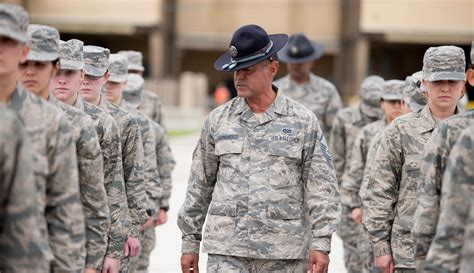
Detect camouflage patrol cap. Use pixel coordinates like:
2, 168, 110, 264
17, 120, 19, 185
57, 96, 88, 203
117, 50, 144, 72
84, 45, 110, 77
423, 45, 466, 82
403, 71, 427, 111
27, 24, 59, 62
361, 75, 385, 107
0, 3, 28, 43
59, 39, 84, 70
108, 54, 128, 83
122, 73, 144, 108
382, 80, 404, 101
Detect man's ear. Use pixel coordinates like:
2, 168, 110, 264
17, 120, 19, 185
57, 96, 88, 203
268, 61, 279, 77
467, 68, 474, 87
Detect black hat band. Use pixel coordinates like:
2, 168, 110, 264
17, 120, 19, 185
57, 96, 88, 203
221, 40, 273, 71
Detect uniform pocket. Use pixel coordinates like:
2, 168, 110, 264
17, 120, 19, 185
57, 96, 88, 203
208, 201, 237, 217
266, 203, 302, 220
215, 139, 243, 156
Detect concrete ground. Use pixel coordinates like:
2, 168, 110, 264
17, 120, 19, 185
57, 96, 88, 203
148, 133, 347, 273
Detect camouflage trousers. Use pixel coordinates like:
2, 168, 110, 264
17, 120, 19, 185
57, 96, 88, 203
207, 254, 307, 273
337, 205, 364, 273
135, 227, 156, 273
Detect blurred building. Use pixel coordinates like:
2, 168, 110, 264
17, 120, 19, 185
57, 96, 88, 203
8, 0, 474, 105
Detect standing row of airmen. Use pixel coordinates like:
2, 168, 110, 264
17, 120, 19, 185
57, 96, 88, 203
177, 24, 474, 273
0, 3, 175, 273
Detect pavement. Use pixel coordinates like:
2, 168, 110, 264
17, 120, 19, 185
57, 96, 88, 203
148, 133, 348, 272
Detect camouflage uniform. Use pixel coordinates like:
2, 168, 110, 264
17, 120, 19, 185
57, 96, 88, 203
122, 73, 163, 211
413, 46, 472, 271
9, 85, 85, 271
118, 50, 164, 126
120, 73, 163, 273
74, 94, 130, 260
49, 96, 111, 270
177, 89, 340, 262
341, 80, 404, 273
86, 49, 149, 240
329, 76, 384, 273
0, 106, 49, 273
421, 125, 474, 272
412, 110, 474, 270
27, 23, 110, 271
362, 46, 466, 271
461, 198, 474, 273
274, 73, 343, 138
135, 116, 176, 273
60, 38, 129, 261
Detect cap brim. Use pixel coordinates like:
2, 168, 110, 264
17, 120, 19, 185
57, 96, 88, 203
425, 71, 466, 82
128, 64, 145, 72
277, 41, 325, 64
0, 29, 28, 43
109, 74, 128, 83
214, 33, 289, 72
60, 60, 84, 70
84, 65, 107, 77
382, 95, 403, 101
27, 50, 58, 62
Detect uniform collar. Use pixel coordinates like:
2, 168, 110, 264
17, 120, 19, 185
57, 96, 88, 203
236, 86, 289, 124
9, 83, 27, 112
419, 105, 437, 134
73, 94, 85, 111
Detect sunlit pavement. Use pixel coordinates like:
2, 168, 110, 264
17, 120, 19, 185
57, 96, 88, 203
149, 133, 347, 273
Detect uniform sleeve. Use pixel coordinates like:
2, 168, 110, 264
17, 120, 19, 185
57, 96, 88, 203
122, 118, 148, 238
424, 130, 473, 272
155, 124, 175, 210
359, 133, 382, 205
323, 86, 343, 138
303, 116, 341, 252
341, 130, 366, 208
412, 125, 448, 267
77, 120, 111, 269
177, 119, 218, 254
0, 116, 48, 273
47, 115, 85, 271
142, 121, 162, 213
362, 124, 402, 257
329, 114, 346, 183
101, 118, 128, 258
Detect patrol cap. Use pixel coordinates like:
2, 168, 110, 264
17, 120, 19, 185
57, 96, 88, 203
0, 3, 28, 43
361, 75, 384, 107
403, 71, 427, 111
117, 50, 144, 72
83, 45, 110, 77
108, 54, 128, 83
422, 45, 466, 82
381, 80, 404, 101
59, 39, 84, 70
122, 73, 144, 108
27, 24, 59, 62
